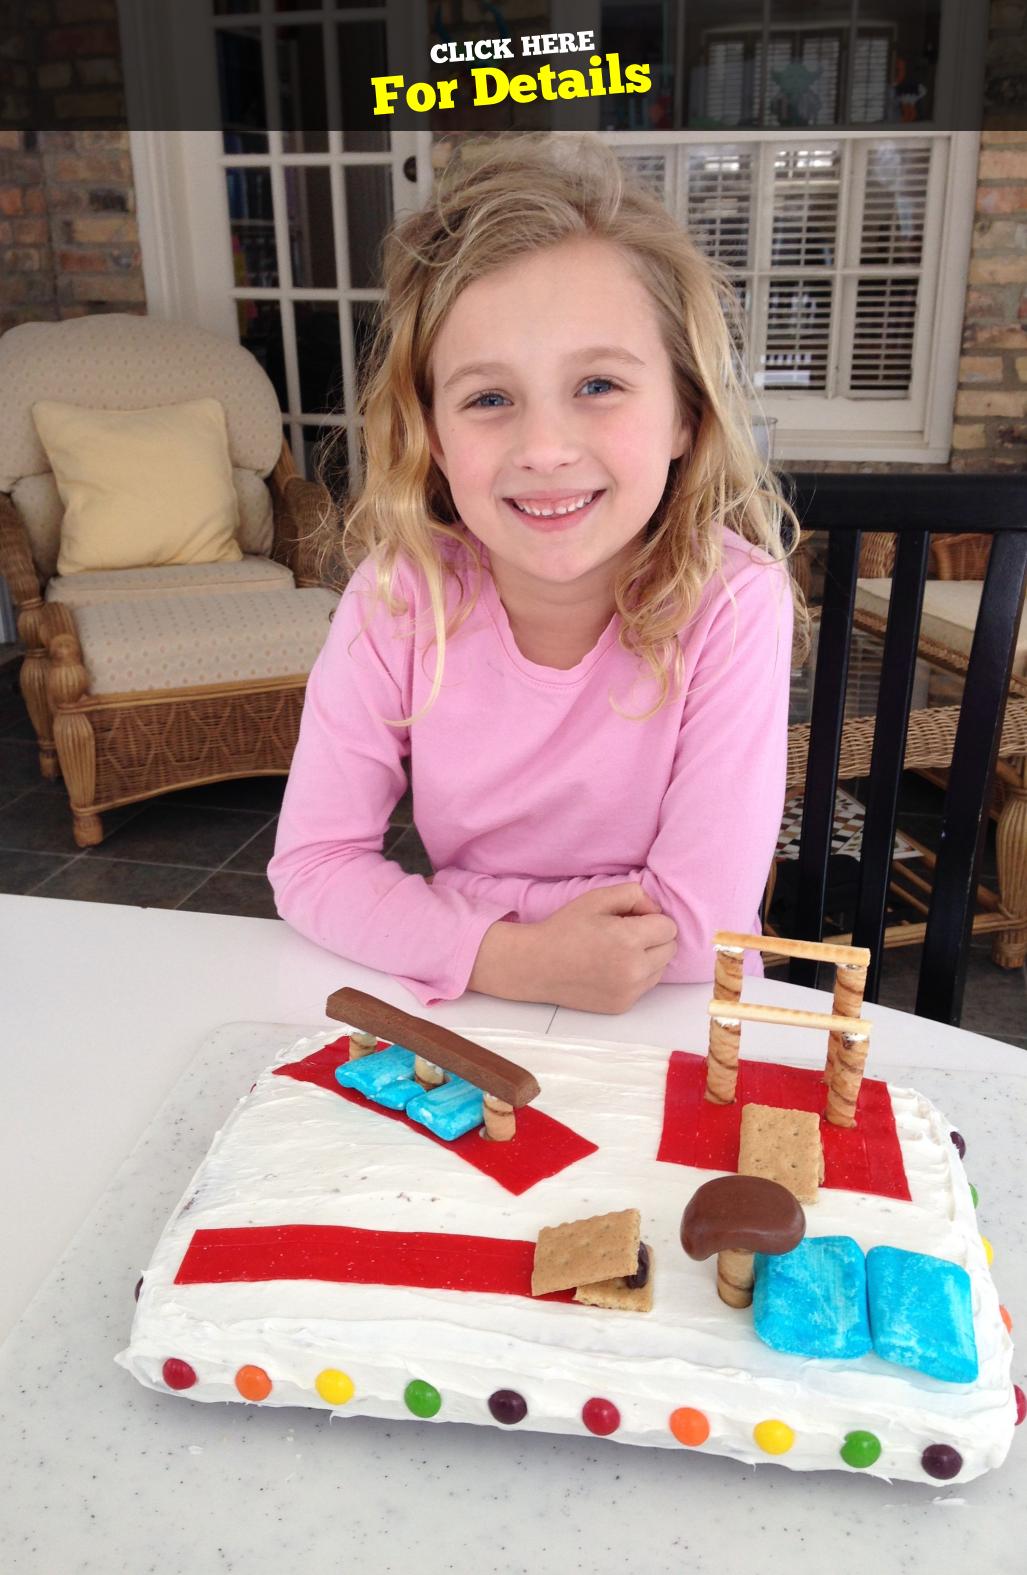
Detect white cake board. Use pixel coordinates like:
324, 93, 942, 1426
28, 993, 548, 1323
1, 1021, 1025, 1575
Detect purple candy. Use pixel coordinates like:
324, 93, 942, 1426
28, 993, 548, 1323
922, 1443, 963, 1480
134, 1277, 143, 1302
950, 1130, 966, 1159
488, 1388, 527, 1425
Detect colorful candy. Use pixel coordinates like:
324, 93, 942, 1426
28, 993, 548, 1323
488, 1389, 527, 1425
969, 1183, 979, 1208
404, 1378, 442, 1418
235, 1365, 271, 1401
134, 1277, 142, 1302
981, 1235, 994, 1266
950, 1130, 966, 1159
669, 1407, 710, 1446
921, 1443, 962, 1480
866, 1247, 978, 1384
754, 1236, 871, 1359
1000, 1305, 1013, 1335
1015, 1385, 1025, 1427
406, 1075, 484, 1141
315, 1368, 355, 1406
162, 1358, 197, 1391
582, 1397, 620, 1436
753, 1419, 794, 1455
840, 1430, 882, 1469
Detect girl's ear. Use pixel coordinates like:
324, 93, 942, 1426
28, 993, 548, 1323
670, 415, 691, 463
426, 409, 449, 477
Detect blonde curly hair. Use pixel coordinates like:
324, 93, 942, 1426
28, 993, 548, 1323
333, 132, 804, 719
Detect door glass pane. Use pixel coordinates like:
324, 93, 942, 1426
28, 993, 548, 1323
217, 29, 268, 153
344, 165, 392, 289
227, 168, 278, 288
304, 424, 348, 502
295, 301, 343, 413
238, 300, 288, 410
351, 299, 380, 386
338, 21, 390, 152
215, 1, 258, 13
285, 166, 336, 288
276, 24, 329, 150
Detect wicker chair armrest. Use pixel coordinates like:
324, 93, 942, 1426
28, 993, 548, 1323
274, 475, 341, 587
0, 491, 43, 611
858, 532, 897, 578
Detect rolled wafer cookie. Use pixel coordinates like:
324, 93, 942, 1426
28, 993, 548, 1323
826, 1031, 870, 1128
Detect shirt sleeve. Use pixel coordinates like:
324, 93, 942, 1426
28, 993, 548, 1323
267, 564, 515, 1006
430, 560, 793, 982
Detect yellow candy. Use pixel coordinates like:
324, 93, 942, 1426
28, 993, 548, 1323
315, 1368, 355, 1406
754, 1419, 795, 1455
981, 1235, 994, 1266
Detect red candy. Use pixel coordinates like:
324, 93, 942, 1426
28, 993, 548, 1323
582, 1397, 620, 1437
162, 1358, 197, 1391
1015, 1385, 1025, 1427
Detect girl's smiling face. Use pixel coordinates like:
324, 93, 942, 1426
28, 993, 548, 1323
428, 236, 689, 604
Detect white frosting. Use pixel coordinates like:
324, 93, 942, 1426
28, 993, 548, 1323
117, 1030, 1017, 1482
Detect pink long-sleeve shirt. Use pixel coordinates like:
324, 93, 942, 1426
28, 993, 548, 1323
269, 528, 793, 1006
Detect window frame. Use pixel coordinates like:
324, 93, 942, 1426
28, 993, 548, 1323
603, 128, 980, 464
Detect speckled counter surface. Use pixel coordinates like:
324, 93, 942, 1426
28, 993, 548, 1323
1, 1022, 1024, 1575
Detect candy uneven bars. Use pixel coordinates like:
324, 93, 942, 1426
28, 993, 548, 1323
705, 933, 872, 1129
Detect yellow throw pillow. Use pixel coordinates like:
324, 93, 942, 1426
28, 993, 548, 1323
32, 397, 243, 576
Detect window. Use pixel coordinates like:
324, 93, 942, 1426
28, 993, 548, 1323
610, 131, 978, 462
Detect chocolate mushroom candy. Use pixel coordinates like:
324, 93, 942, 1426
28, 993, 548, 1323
680, 1175, 806, 1310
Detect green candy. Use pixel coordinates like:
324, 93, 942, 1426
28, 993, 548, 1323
404, 1378, 442, 1418
841, 1430, 882, 1469
970, 1183, 979, 1208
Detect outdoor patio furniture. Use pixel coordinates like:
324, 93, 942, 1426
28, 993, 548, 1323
0, 314, 340, 848
778, 473, 1027, 1024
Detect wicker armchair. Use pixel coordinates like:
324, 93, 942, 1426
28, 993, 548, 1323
0, 315, 342, 848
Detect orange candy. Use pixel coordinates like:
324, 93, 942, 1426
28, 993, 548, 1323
669, 1406, 711, 1447
235, 1364, 272, 1401
1000, 1305, 1013, 1335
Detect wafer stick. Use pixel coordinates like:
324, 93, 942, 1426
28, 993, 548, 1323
413, 1056, 444, 1089
706, 1000, 868, 1034
717, 1247, 757, 1308
825, 1031, 871, 1128
712, 932, 870, 968
348, 1029, 378, 1060
482, 1093, 515, 1142
825, 961, 869, 1084
705, 1014, 742, 1105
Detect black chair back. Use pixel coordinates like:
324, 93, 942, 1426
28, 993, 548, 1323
784, 472, 1027, 1025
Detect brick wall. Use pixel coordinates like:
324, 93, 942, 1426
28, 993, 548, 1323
952, 128, 1027, 471
0, 127, 144, 333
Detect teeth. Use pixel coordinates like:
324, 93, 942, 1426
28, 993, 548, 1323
511, 492, 596, 518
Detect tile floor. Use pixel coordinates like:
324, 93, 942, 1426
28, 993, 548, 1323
1, 651, 1023, 1046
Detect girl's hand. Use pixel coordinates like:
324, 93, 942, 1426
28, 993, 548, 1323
469, 883, 678, 1013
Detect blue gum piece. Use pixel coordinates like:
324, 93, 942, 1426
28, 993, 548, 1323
754, 1236, 872, 1359
867, 1246, 978, 1384
335, 1046, 417, 1104
405, 1075, 485, 1141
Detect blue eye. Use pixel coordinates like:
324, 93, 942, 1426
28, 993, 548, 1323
468, 390, 509, 408
580, 377, 617, 396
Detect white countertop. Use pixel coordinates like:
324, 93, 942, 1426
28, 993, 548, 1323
2, 893, 1025, 1573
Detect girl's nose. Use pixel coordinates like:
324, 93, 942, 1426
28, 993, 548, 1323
508, 404, 582, 472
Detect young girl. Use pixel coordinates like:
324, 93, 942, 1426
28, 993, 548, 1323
269, 135, 801, 1013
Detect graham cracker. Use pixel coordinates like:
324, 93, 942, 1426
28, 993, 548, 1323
574, 1246, 655, 1313
531, 1209, 640, 1297
738, 1104, 822, 1204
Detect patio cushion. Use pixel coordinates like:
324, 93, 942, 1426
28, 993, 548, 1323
855, 577, 1027, 677
12, 466, 274, 581
45, 555, 294, 608
33, 397, 242, 576
69, 586, 338, 695
0, 315, 282, 490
